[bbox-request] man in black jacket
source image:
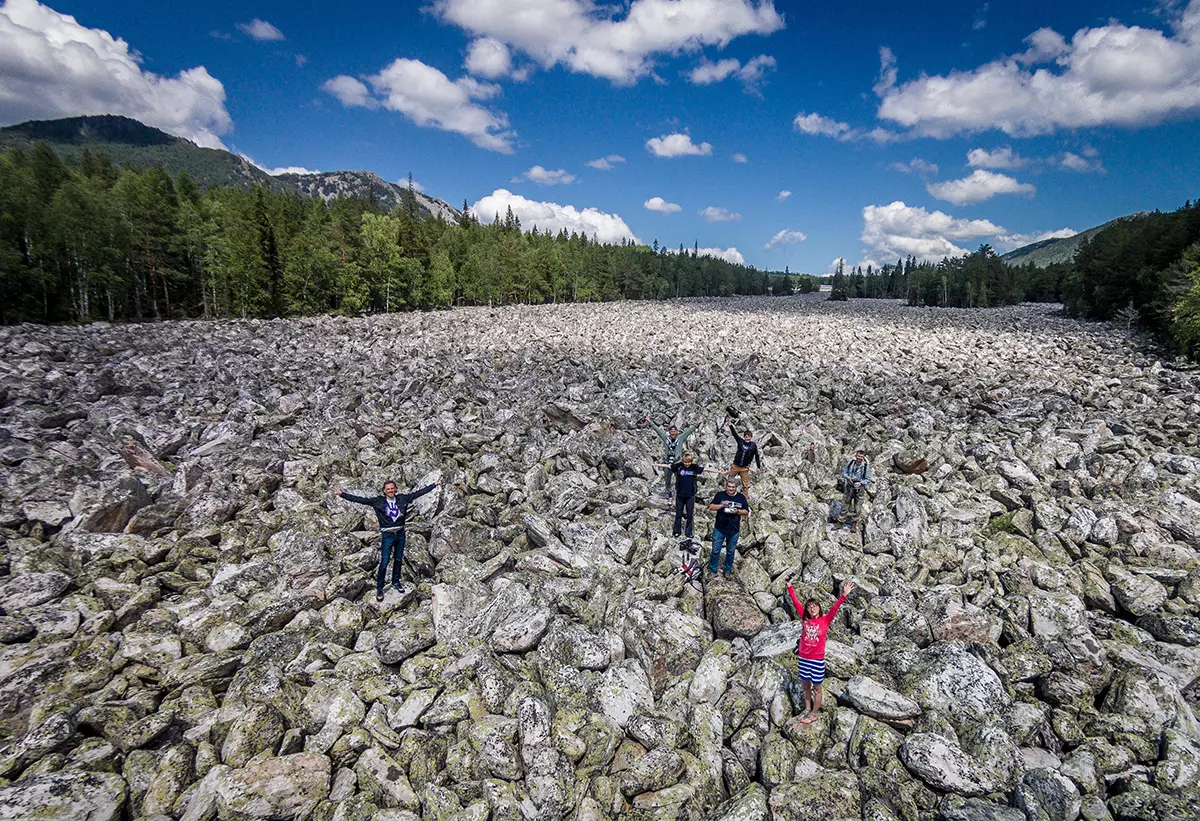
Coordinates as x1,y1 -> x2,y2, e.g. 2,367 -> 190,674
332,479 -> 440,601
652,453 -> 719,538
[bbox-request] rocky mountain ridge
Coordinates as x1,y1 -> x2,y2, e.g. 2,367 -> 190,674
0,295 -> 1198,821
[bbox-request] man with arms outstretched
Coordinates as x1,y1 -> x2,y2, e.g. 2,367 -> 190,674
332,478 -> 440,601
645,415 -> 697,498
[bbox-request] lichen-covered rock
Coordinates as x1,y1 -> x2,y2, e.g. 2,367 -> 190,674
0,771 -> 126,821
900,733 -> 989,796
846,675 -> 922,721
214,753 -> 330,819
767,769 -> 861,821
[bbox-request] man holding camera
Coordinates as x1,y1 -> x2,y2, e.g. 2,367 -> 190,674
707,478 -> 750,576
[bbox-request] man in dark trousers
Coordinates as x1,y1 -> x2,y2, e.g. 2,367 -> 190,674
725,416 -> 763,492
652,453 -> 719,539
707,478 -> 750,576
332,478 -> 440,601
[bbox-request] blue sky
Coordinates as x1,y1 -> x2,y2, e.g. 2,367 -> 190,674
3,0 -> 1200,272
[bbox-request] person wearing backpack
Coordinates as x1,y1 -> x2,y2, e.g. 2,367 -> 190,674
839,449 -> 871,525
645,416 -> 697,498
785,576 -> 855,724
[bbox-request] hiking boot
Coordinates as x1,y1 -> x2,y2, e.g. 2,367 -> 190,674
392,582 -> 404,593
375,591 -> 384,602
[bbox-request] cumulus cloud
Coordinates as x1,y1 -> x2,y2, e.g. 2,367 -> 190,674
513,165 -> 576,184
668,246 -> 746,265
644,196 -> 682,213
765,228 -> 807,250
878,1 -> 1200,136
471,188 -> 639,244
793,111 -> 897,143
967,147 -> 1027,169
1061,151 -> 1104,172
793,112 -> 852,138
699,205 -> 740,222
889,158 -> 939,175
776,190 -> 791,201
646,132 -> 712,157
322,58 -> 514,152
995,227 -> 1076,250
429,0 -> 784,85
586,154 -> 625,170
237,18 -> 284,41
268,165 -> 318,176
926,170 -> 1036,206
0,0 -> 232,148
688,54 -> 776,92
464,37 -> 513,78
731,152 -> 748,163
861,201 -> 1005,261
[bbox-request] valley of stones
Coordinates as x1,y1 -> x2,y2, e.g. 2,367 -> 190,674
1,295 -> 1198,821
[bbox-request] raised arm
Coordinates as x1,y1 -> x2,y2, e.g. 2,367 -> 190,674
680,423 -> 697,441
825,593 -> 848,622
786,582 -> 804,616
334,489 -> 375,506
405,482 -> 439,502
730,423 -> 741,444
648,418 -> 671,445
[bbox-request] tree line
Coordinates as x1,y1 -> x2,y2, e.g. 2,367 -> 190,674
828,199 -> 1200,358
0,144 -> 812,324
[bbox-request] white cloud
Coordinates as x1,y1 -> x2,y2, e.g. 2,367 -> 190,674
793,111 -> 899,144
269,166 -> 317,176
861,201 -> 1005,261
513,165 -> 576,184
322,76 -> 373,107
1061,151 -> 1104,172
688,54 -> 776,92
646,132 -> 712,157
471,188 -> 639,244
430,0 -> 785,85
878,1 -> 1200,136
793,111 -> 852,138
237,18 -> 284,41
669,246 -> 746,265
873,46 -> 897,97
464,37 -> 513,78
731,152 -> 748,163
644,196 -> 682,213
926,169 -> 1036,206
699,205 -> 740,222
586,154 -> 626,170
967,147 -> 1027,169
995,227 -> 1076,250
776,190 -> 791,201
765,229 -> 807,250
0,0 -> 232,148
322,58 -> 514,152
889,158 -> 939,175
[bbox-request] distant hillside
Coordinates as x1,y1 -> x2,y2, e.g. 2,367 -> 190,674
279,170 -> 460,222
0,115 -> 459,221
1001,216 -> 1142,267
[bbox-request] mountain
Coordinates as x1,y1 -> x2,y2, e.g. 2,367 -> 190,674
1001,215 -> 1143,267
0,115 -> 459,221
277,170 -> 460,222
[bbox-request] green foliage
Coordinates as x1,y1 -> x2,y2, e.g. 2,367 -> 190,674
0,143 -> 776,323
1170,241 -> 1200,357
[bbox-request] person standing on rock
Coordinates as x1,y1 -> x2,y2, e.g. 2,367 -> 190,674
725,417 -> 763,492
786,576 -> 855,724
652,453 -> 719,539
839,450 -> 872,525
645,416 -> 697,498
331,479 -> 440,602
707,478 -> 750,576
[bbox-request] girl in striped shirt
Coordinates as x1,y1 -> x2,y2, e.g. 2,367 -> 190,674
786,578 -> 856,724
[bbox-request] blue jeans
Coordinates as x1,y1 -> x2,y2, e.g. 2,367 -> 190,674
708,529 -> 739,574
377,530 -> 406,593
